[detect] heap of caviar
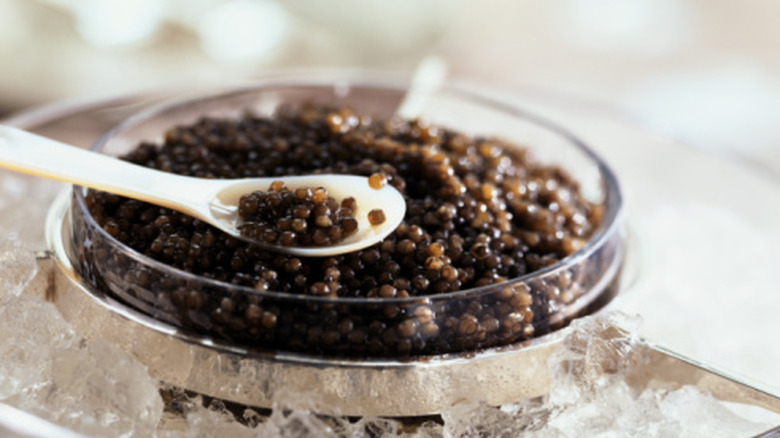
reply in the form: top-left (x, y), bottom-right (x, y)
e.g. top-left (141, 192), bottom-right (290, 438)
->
top-left (237, 181), bottom-right (359, 247)
top-left (86, 105), bottom-right (602, 298)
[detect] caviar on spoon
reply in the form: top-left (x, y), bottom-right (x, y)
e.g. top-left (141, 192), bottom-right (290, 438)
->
top-left (0, 125), bottom-right (406, 257)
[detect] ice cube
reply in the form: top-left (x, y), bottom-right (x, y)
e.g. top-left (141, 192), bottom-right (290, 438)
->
top-left (545, 311), bottom-right (646, 406)
top-left (0, 231), bottom-right (38, 302)
top-left (0, 274), bottom-right (75, 400)
top-left (0, 264), bottom-right (163, 436)
top-left (41, 339), bottom-right (163, 436)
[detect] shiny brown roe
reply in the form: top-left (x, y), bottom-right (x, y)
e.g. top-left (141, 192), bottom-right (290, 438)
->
top-left (86, 105), bottom-right (603, 299)
top-left (237, 182), bottom-right (359, 247)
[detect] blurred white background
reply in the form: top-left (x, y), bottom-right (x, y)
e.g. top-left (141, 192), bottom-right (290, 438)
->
top-left (1, 0), bottom-right (779, 418)
top-left (2, 0), bottom-right (780, 171)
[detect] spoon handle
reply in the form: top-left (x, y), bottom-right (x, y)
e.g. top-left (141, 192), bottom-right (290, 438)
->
top-left (0, 125), bottom-right (214, 215)
top-left (396, 55), bottom-right (447, 120)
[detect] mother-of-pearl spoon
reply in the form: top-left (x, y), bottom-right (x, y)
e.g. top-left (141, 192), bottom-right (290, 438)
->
top-left (0, 125), bottom-right (406, 257)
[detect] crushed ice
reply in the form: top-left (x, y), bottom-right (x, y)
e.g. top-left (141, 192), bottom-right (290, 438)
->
top-left (0, 235), bottom-right (162, 436)
top-left (1, 258), bottom-right (776, 436)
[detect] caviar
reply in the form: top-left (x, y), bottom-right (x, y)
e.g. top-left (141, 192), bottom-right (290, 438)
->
top-left (367, 209), bottom-right (386, 226)
top-left (87, 104), bottom-right (601, 295)
top-left (79, 103), bottom-right (614, 357)
top-left (368, 172), bottom-right (387, 189)
top-left (237, 182), bottom-right (358, 247)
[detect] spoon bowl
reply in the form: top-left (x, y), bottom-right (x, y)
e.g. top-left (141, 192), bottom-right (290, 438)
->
top-left (0, 125), bottom-right (406, 256)
top-left (206, 174), bottom-right (405, 256)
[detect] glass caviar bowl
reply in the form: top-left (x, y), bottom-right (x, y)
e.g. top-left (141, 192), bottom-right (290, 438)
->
top-left (66, 76), bottom-right (624, 359)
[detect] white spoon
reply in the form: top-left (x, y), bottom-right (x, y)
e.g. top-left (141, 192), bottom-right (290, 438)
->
top-left (0, 125), bottom-right (406, 257)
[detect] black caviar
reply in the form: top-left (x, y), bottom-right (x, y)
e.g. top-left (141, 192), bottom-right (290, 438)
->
top-left (79, 104), bottom-right (615, 357)
top-left (237, 181), bottom-right (359, 247)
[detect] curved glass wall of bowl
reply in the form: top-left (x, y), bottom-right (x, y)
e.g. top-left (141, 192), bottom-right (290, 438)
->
top-left (0, 74), bottom-right (778, 434)
top-left (65, 81), bottom-right (624, 359)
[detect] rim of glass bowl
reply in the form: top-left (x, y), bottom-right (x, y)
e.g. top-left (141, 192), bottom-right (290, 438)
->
top-left (72, 76), bottom-right (623, 306)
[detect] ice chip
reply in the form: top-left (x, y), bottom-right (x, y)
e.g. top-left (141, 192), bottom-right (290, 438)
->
top-left (42, 339), bottom-right (163, 436)
top-left (0, 231), bottom-right (38, 302)
top-left (0, 281), bottom-right (77, 400)
top-left (546, 311), bottom-right (646, 406)
top-left (5, 337), bottom-right (163, 437)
